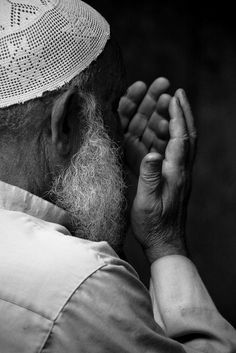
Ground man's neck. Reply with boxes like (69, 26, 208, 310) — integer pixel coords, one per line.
(0, 144, 49, 199)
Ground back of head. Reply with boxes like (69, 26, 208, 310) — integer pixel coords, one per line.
(0, 0, 125, 134)
(0, 0, 110, 108)
(0, 0, 127, 252)
(0, 0, 126, 197)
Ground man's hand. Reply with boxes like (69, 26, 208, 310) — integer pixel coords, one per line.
(131, 89, 197, 263)
(118, 78, 171, 178)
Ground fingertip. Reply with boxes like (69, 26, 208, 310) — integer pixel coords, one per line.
(156, 93, 172, 113)
(175, 88, 193, 117)
(159, 93, 172, 101)
(127, 81, 147, 97)
(175, 88, 189, 105)
(149, 77, 170, 95)
(168, 96, 184, 122)
(175, 88, 184, 97)
(140, 153, 163, 183)
(143, 152, 163, 164)
(156, 77, 170, 86)
(158, 119, 169, 136)
(152, 77, 170, 90)
(134, 81, 147, 90)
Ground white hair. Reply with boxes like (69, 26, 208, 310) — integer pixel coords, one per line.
(50, 95, 127, 253)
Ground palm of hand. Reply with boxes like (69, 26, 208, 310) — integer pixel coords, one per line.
(118, 77, 171, 217)
(118, 78, 171, 179)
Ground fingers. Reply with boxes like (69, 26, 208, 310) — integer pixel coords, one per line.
(137, 77, 170, 117)
(169, 96, 188, 139)
(118, 81, 147, 131)
(131, 78, 170, 136)
(124, 133, 148, 177)
(175, 89, 197, 164)
(163, 91, 197, 198)
(165, 96, 189, 167)
(147, 93, 171, 140)
(141, 123, 168, 154)
(121, 78, 171, 178)
(119, 78, 169, 137)
(175, 89, 195, 136)
(137, 152, 163, 198)
(156, 93, 172, 118)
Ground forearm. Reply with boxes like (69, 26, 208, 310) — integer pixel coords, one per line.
(150, 255, 236, 352)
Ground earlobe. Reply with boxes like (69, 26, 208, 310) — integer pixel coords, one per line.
(51, 88, 75, 157)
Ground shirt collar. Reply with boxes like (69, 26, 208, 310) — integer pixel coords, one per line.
(0, 180, 70, 228)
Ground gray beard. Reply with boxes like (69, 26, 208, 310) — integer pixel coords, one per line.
(50, 112, 127, 254)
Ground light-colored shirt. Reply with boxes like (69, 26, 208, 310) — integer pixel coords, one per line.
(0, 180, 235, 353)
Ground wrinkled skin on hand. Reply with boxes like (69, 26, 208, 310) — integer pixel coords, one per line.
(119, 80, 197, 263)
(118, 78, 171, 213)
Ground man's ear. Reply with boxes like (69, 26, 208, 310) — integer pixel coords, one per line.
(50, 88, 76, 157)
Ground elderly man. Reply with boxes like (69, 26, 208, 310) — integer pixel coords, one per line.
(0, 0, 235, 352)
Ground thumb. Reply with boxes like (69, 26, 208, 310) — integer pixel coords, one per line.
(137, 152, 163, 198)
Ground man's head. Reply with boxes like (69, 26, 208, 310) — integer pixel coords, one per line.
(0, 0, 127, 253)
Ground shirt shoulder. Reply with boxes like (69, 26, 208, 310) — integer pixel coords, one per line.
(0, 209, 120, 321)
(41, 257, 168, 353)
(0, 209, 134, 352)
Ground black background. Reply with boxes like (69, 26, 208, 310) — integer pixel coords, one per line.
(88, 0, 236, 327)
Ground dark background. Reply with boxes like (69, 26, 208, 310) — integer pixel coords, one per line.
(89, 0, 236, 327)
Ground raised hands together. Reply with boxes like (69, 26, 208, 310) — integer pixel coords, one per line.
(119, 78, 197, 263)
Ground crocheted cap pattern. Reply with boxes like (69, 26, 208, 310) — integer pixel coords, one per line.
(0, 0, 110, 108)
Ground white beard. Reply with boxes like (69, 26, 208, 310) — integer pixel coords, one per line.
(50, 111, 127, 254)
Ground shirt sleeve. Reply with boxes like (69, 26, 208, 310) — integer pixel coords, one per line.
(41, 256, 236, 353)
(150, 255, 236, 352)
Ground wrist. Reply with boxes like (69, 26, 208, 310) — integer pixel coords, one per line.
(145, 240, 187, 264)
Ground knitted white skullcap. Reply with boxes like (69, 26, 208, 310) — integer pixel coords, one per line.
(0, 0, 110, 108)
